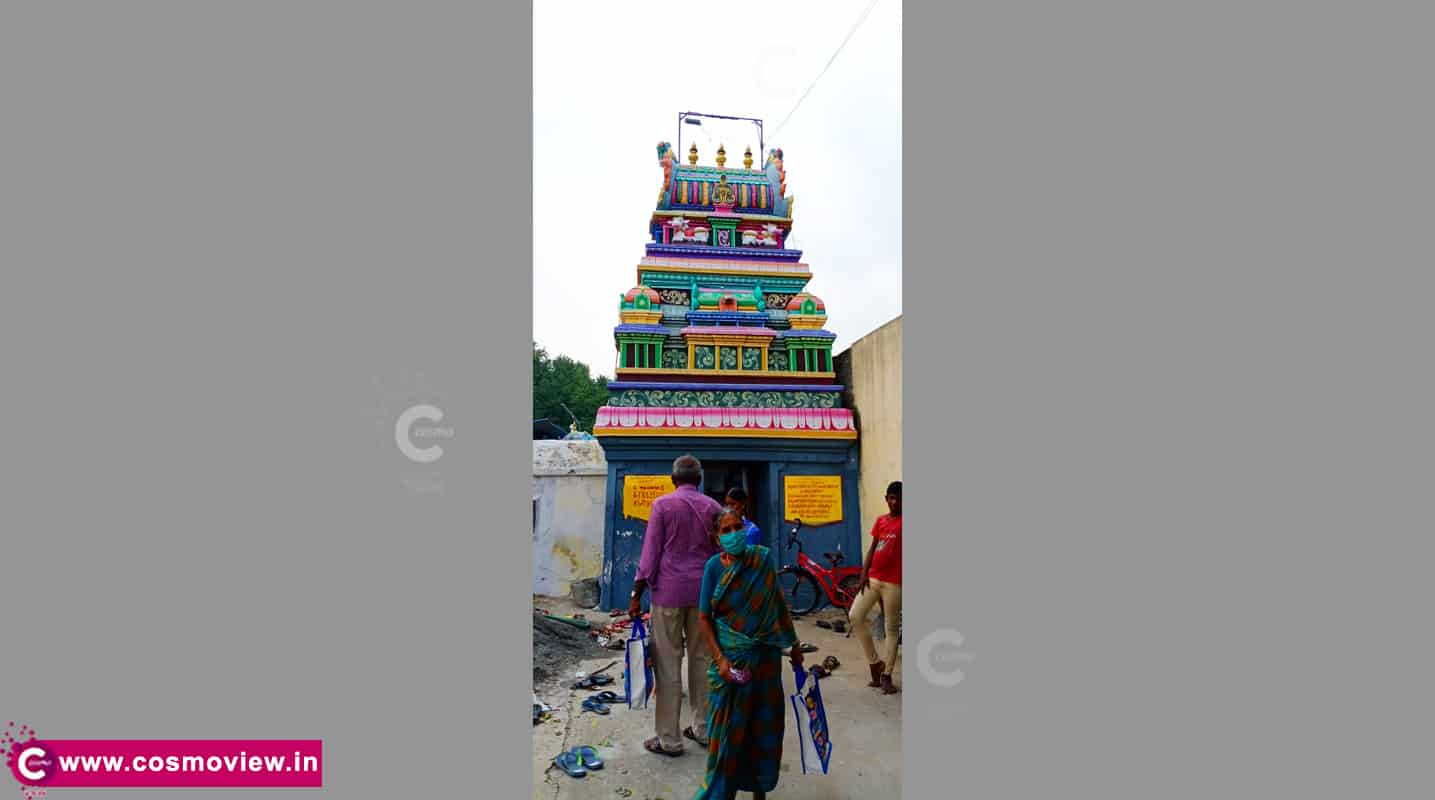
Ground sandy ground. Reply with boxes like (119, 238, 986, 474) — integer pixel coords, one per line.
(532, 597, 902, 800)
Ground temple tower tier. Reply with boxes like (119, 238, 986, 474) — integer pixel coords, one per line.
(596, 122, 863, 611)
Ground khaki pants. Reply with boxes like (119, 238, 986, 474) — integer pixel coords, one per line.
(849, 578, 903, 674)
(649, 605, 712, 752)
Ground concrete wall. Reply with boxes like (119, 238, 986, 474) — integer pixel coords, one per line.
(532, 440, 607, 598)
(835, 315, 902, 553)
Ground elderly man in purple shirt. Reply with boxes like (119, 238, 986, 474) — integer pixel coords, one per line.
(628, 454, 722, 757)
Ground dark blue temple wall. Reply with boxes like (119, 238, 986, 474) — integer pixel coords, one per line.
(597, 436, 861, 610)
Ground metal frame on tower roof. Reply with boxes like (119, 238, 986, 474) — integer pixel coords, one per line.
(678, 112, 763, 161)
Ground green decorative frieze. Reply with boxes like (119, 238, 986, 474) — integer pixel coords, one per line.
(608, 389, 841, 409)
(741, 348, 762, 370)
(767, 350, 789, 371)
(662, 348, 687, 369)
(694, 345, 715, 369)
(719, 347, 738, 370)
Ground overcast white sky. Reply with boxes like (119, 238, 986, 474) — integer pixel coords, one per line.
(534, 0, 901, 376)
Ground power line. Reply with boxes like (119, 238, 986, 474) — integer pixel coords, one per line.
(768, 0, 881, 144)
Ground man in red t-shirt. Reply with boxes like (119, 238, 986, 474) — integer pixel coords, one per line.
(849, 480, 902, 695)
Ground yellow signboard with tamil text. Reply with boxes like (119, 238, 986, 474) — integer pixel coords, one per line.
(623, 475, 676, 521)
(783, 475, 844, 526)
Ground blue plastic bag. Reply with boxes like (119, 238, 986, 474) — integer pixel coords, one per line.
(625, 618, 654, 709)
(789, 664, 832, 774)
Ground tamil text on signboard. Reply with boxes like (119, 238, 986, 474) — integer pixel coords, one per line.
(783, 475, 843, 526)
(623, 475, 676, 521)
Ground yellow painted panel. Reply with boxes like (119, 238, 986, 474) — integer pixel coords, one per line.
(622, 475, 675, 521)
(783, 475, 844, 526)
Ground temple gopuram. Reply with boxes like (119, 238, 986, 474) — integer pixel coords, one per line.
(594, 127, 862, 609)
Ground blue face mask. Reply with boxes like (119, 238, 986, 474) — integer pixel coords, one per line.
(719, 529, 747, 556)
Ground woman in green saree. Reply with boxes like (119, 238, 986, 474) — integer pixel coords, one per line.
(694, 508, 804, 800)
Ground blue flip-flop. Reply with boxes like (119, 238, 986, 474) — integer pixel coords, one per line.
(580, 697, 610, 715)
(571, 745, 604, 770)
(591, 690, 623, 705)
(553, 751, 586, 778)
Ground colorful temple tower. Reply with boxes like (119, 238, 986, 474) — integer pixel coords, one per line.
(594, 130, 862, 609)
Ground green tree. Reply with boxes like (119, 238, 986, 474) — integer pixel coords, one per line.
(533, 342, 610, 435)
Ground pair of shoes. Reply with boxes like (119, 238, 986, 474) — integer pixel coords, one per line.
(553, 745, 603, 778)
(572, 674, 614, 690)
(581, 692, 621, 715)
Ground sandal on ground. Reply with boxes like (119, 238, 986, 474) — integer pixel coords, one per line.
(643, 737, 683, 757)
(580, 697, 610, 715)
(591, 690, 623, 705)
(815, 620, 833, 630)
(553, 751, 587, 778)
(683, 727, 709, 747)
(822, 656, 841, 671)
(799, 642, 819, 653)
(572, 674, 615, 690)
(571, 745, 604, 770)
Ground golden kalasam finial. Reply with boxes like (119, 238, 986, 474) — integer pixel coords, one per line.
(716, 144, 726, 168)
(688, 142, 699, 165)
(744, 146, 753, 169)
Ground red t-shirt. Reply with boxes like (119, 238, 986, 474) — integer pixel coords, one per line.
(867, 514, 902, 584)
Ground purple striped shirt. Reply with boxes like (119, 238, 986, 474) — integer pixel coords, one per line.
(635, 484, 722, 608)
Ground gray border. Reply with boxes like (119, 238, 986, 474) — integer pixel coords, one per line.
(907, 1, 1433, 797)
(6, 2, 1434, 798)
(1, 2, 531, 798)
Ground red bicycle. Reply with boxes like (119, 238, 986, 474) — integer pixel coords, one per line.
(777, 520, 864, 616)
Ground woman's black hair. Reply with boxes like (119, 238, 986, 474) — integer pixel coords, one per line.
(726, 487, 748, 504)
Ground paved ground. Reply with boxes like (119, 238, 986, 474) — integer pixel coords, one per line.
(532, 600, 902, 799)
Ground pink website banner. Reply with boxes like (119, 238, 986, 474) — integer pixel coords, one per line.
(7, 740, 322, 788)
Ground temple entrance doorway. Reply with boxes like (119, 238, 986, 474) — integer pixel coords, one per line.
(698, 460, 770, 548)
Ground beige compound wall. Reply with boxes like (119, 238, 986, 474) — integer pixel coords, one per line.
(532, 440, 607, 598)
(837, 315, 902, 553)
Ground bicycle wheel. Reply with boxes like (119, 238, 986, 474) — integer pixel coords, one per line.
(778, 568, 822, 616)
(836, 574, 862, 607)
